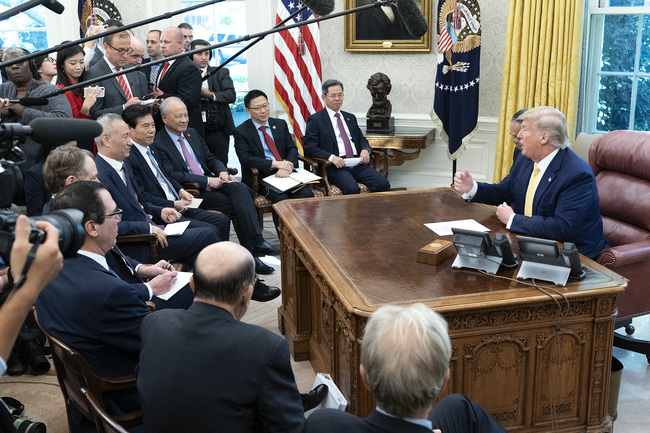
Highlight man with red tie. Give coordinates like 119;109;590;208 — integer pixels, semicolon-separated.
234;90;313;228
303;79;390;195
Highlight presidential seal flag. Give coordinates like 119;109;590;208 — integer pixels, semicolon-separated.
431;0;481;160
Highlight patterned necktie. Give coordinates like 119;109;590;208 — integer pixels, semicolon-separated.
122;163;164;229
334;112;354;158
115;67;132;100
146;147;179;200
524;164;540;217
149;64;160;85
158;61;170;85
259;126;283;161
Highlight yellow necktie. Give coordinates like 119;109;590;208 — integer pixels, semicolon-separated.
524;164;540;217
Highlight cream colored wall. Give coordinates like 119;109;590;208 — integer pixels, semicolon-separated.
47;0;509;188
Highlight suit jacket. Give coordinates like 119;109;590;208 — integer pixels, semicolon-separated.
473;148;609;259
95;155;164;235
24;162;50;216
35;254;149;378
303;108;372;161
233;117;298;189
137;302;304;433
305;409;434;433
157;56;204;137
85;58;148;118
152;128;227;190
203;66;236;133
126;144;183;209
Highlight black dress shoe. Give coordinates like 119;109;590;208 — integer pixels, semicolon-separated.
251;279;281;302
252;240;279;257
254;257;275;275
301;384;328;412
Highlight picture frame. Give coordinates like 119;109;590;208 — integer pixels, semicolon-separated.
344;0;432;52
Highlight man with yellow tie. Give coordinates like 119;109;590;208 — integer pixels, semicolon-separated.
453;106;608;259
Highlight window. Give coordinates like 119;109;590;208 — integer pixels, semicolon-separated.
0;0;49;52
182;0;248;127
584;0;650;132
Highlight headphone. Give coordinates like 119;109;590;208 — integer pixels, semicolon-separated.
1;47;38;80
190;39;212;61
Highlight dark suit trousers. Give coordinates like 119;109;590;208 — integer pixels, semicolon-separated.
198;181;260;246
326;163;391;195
267;185;314;228
182;209;231;242
205;127;230;166
429;394;506;433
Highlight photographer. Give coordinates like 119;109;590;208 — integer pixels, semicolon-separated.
0;215;63;376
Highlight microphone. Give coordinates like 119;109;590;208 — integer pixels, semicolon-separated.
394;0;428;38
30;118;103;145
302;0;335;16
7;97;49;106
43;0;65;14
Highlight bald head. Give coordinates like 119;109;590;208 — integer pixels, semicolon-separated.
193;242;256;308
160;26;184;57
127;36;145;67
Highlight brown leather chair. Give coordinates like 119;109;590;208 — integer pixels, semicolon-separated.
300;153;374;196
589;130;650;361
35;313;141;432
82;388;130;433
115;233;158;263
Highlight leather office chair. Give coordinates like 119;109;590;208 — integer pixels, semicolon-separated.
35;313;141;432
300;153;373;196
589;130;650;362
82;388;130;433
115;233;158;263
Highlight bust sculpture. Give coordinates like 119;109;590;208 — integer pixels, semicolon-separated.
366;72;392;119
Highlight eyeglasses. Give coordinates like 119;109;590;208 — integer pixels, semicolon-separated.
326;93;344;100
106;42;133;56
43;57;56;63
249;103;269;111
104;208;123;221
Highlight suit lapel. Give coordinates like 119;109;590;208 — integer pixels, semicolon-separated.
246;120;266;156
159;57;182;88
133;148;163;195
268;118;287;159
321;109;338;149
160;132;189;173
533;149;564;212
100;60;126;101
98;157;144;215
185;131;211;175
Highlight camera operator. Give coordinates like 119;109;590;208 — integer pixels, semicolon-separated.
0;215;63;376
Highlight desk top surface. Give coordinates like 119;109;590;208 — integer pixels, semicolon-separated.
275;188;626;315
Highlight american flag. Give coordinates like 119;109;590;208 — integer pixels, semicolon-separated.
438;27;453;52
274;0;323;154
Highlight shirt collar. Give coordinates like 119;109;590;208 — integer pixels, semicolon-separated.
96;152;124;173
536;148;560;173
251;119;269;130
104;57;120;72
77;250;110;272
325;106;340;119
375;407;433;430
132;140;149;157
165;127;184;144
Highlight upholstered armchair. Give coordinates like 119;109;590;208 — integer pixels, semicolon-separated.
589;130;650;361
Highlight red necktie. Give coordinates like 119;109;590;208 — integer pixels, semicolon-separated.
115;67;132;100
259;126;283;161
158;62;170;85
334;113;355;158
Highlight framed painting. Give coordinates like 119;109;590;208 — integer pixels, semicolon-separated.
344;0;432;52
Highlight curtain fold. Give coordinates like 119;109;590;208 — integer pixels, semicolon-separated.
493;0;584;182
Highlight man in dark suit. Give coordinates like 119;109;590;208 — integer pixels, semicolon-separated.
234;89;313;228
304;304;506;433
142;29;163;86
137;242;324;433
84;29;149;119
304;79;390;195
152;97;278;262
152;26;204;138
35;181;176;432
190;39;236;164
94;113;221;265
454;106;609;259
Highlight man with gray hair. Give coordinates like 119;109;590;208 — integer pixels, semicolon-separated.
40;146;97;214
305;304;505;432
454;106;608;259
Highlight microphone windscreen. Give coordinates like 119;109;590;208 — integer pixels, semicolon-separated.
43;0;65;14
396;0;428;38
18;97;49;106
302;0;335;16
29;118;103;145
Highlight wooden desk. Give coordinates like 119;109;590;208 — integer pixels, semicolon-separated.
276;188;625;432
363;128;435;177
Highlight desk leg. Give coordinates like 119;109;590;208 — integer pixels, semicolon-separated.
277;223;312;361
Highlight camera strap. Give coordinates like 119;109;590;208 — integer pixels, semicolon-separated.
13;239;41;290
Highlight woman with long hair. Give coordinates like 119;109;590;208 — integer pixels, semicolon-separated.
34;54;57;83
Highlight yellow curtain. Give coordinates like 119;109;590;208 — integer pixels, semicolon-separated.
493;0;584;182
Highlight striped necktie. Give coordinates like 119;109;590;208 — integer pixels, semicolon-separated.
115;67;132;100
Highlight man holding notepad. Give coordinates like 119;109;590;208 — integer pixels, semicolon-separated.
234;89;314;228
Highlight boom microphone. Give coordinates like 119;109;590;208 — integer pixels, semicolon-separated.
43;0;65;14
302;0;335;16
394;0;428;38
29;118;103;145
7;98;48;106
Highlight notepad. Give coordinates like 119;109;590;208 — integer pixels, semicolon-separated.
164;221;190;236
262;167;321;193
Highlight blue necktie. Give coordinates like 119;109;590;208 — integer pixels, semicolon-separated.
147;147;179;200
122;163;164;229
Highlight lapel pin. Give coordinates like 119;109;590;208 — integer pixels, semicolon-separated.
272;125;276;129
548;177;551;182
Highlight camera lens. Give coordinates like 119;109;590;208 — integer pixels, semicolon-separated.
33;209;85;258
19;340;50;375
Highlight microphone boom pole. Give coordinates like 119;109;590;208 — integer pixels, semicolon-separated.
0;0;226;68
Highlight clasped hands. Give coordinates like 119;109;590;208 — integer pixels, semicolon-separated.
208;171;238;189
331;149;371;169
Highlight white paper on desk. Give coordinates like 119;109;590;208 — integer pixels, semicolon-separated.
187;198;203;209
344;157;361;167
154;271;192;301
164;220;190;236
425;219;490;236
